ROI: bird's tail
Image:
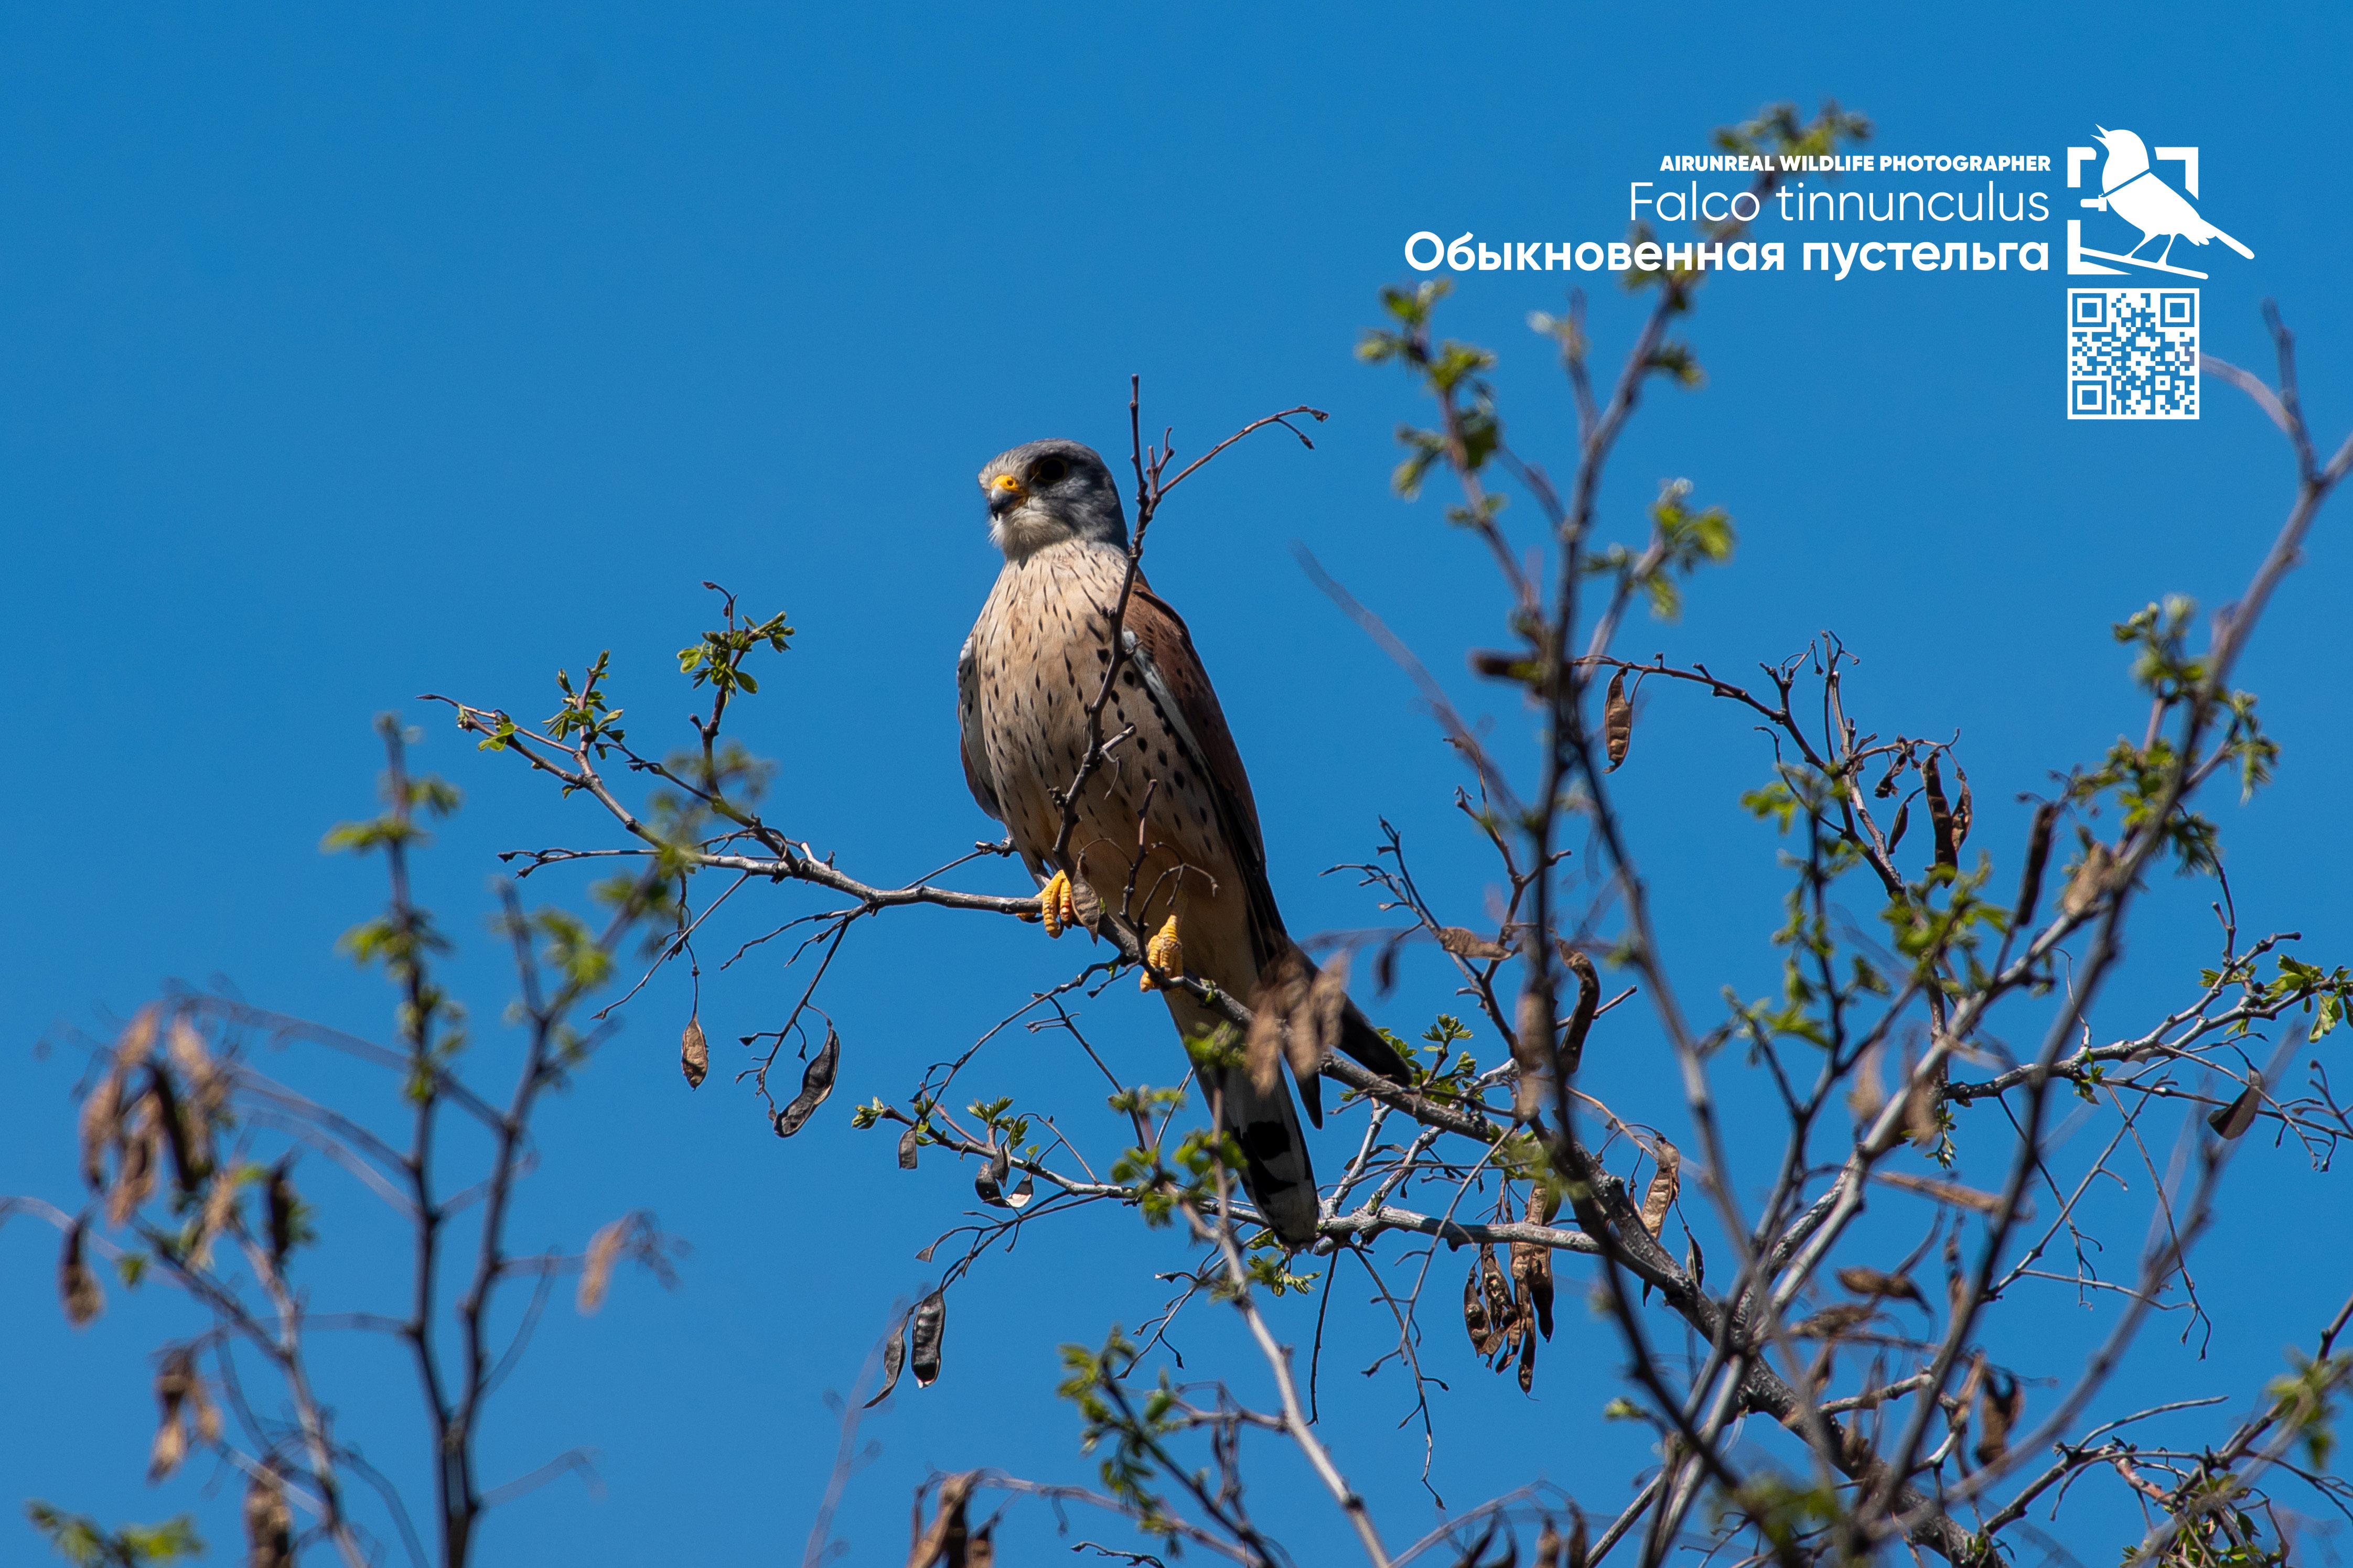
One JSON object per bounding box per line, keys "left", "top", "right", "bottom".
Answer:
{"left": 1210, "top": 1064, "right": 1320, "bottom": 1248}
{"left": 2210, "top": 225, "right": 2254, "bottom": 259}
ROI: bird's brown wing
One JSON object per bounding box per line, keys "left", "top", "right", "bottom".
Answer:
{"left": 955, "top": 630, "right": 1005, "bottom": 825}
{"left": 1121, "top": 580, "right": 1285, "bottom": 970}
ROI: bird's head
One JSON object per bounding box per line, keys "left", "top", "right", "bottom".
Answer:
{"left": 977, "top": 439, "right": 1129, "bottom": 560}
{"left": 2093, "top": 126, "right": 2151, "bottom": 175}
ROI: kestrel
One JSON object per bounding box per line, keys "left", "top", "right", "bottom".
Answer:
{"left": 957, "top": 438, "right": 1410, "bottom": 1246}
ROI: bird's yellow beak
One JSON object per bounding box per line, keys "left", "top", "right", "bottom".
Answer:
{"left": 985, "top": 471, "right": 1025, "bottom": 515}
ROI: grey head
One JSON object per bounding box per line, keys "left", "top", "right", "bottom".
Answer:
{"left": 976, "top": 438, "right": 1129, "bottom": 560}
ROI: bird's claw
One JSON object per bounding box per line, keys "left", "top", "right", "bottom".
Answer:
{"left": 1039, "top": 872, "right": 1078, "bottom": 939}
{"left": 1141, "top": 914, "right": 1184, "bottom": 992}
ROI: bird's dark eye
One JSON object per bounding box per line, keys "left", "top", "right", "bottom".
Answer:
{"left": 1030, "top": 455, "right": 1069, "bottom": 486}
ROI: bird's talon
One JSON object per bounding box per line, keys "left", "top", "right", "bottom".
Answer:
{"left": 1141, "top": 914, "right": 1184, "bottom": 991}
{"left": 1039, "top": 872, "right": 1077, "bottom": 939}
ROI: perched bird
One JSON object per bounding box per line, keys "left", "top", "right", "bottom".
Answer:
{"left": 956, "top": 438, "right": 1411, "bottom": 1245}
{"left": 2082, "top": 126, "right": 2252, "bottom": 268}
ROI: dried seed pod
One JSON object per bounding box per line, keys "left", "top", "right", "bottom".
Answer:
{"left": 1566, "top": 1508, "right": 1589, "bottom": 1568}
{"left": 1902, "top": 1054, "right": 1942, "bottom": 1149}
{"left": 1462, "top": 1256, "right": 1492, "bottom": 1354}
{"left": 1374, "top": 937, "right": 1400, "bottom": 999}
{"left": 1067, "top": 870, "right": 1104, "bottom": 937}
{"left": 897, "top": 1126, "right": 921, "bottom": 1170}
{"left": 1686, "top": 1232, "right": 1706, "bottom": 1292}
{"left": 1516, "top": 1314, "right": 1537, "bottom": 1393}
{"left": 681, "top": 1016, "right": 709, "bottom": 1089}
{"left": 2060, "top": 840, "right": 2115, "bottom": 917}
{"left": 1603, "top": 669, "right": 1632, "bottom": 771}
{"left": 1478, "top": 1246, "right": 1516, "bottom": 1361}
{"left": 59, "top": 1217, "right": 103, "bottom": 1328}
{"left": 773, "top": 1026, "right": 841, "bottom": 1137}
{"left": 245, "top": 1463, "right": 293, "bottom": 1568}
{"left": 1140, "top": 915, "right": 1183, "bottom": 991}
{"left": 1639, "top": 1138, "right": 1681, "bottom": 1239}
{"left": 1847, "top": 1042, "right": 1887, "bottom": 1131}
{"left": 864, "top": 1312, "right": 908, "bottom": 1409}
{"left": 1973, "top": 1369, "right": 2023, "bottom": 1464}
{"left": 149, "top": 1349, "right": 194, "bottom": 1480}
{"left": 186, "top": 1367, "right": 223, "bottom": 1446}
{"left": 1836, "top": 1266, "right": 1927, "bottom": 1308}
{"left": 1437, "top": 927, "right": 1512, "bottom": 961}
{"left": 1512, "top": 986, "right": 1553, "bottom": 1121}
{"left": 78, "top": 1069, "right": 122, "bottom": 1193}
{"left": 578, "top": 1218, "right": 627, "bottom": 1314}
{"left": 1511, "top": 1238, "right": 1554, "bottom": 1343}
{"left": 2013, "top": 802, "right": 2060, "bottom": 929}
{"left": 975, "top": 1141, "right": 1032, "bottom": 1208}
{"left": 2209, "top": 1070, "right": 2263, "bottom": 1139}
{"left": 1924, "top": 755, "right": 1957, "bottom": 870}
{"left": 1876, "top": 1171, "right": 2006, "bottom": 1215}
{"left": 193, "top": 1164, "right": 241, "bottom": 1272}
{"left": 1536, "top": 1517, "right": 1564, "bottom": 1568}
{"left": 1944, "top": 1230, "right": 1967, "bottom": 1317}
{"left": 265, "top": 1160, "right": 298, "bottom": 1271}
{"left": 1557, "top": 945, "right": 1601, "bottom": 1079}
{"left": 910, "top": 1289, "right": 947, "bottom": 1387}
{"left": 150, "top": 1065, "right": 203, "bottom": 1196}
{"left": 1885, "top": 798, "right": 1910, "bottom": 855}
{"left": 107, "top": 1093, "right": 162, "bottom": 1229}
{"left": 908, "top": 1472, "right": 976, "bottom": 1568}
{"left": 1794, "top": 1301, "right": 1877, "bottom": 1339}
{"left": 968, "top": 1519, "right": 997, "bottom": 1568}
{"left": 1873, "top": 753, "right": 1904, "bottom": 798}
{"left": 1950, "top": 763, "right": 1973, "bottom": 850}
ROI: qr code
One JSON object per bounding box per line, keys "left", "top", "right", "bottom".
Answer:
{"left": 2067, "top": 288, "right": 2197, "bottom": 419}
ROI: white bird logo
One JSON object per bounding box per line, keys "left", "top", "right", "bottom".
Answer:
{"left": 2080, "top": 126, "right": 2253, "bottom": 269}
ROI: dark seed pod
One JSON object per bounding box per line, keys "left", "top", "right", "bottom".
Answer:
{"left": 864, "top": 1312, "right": 908, "bottom": 1409}
{"left": 1974, "top": 1369, "right": 2023, "bottom": 1464}
{"left": 1463, "top": 1256, "right": 1492, "bottom": 1354}
{"left": 910, "top": 1289, "right": 946, "bottom": 1387}
{"left": 897, "top": 1126, "right": 921, "bottom": 1170}
{"left": 2014, "top": 801, "right": 2060, "bottom": 929}
{"left": 1603, "top": 670, "right": 1632, "bottom": 771}
{"left": 1516, "top": 1315, "right": 1537, "bottom": 1393}
{"left": 265, "top": 1160, "right": 297, "bottom": 1272}
{"left": 59, "top": 1217, "right": 102, "bottom": 1327}
{"left": 773, "top": 1026, "right": 841, "bottom": 1137}
{"left": 1924, "top": 755, "right": 1957, "bottom": 870}
{"left": 2209, "top": 1071, "right": 2263, "bottom": 1139}
{"left": 245, "top": 1462, "right": 293, "bottom": 1568}
{"left": 681, "top": 1017, "right": 709, "bottom": 1089}
{"left": 1951, "top": 763, "right": 1973, "bottom": 849}
{"left": 1836, "top": 1266, "right": 1927, "bottom": 1308}
{"left": 1886, "top": 798, "right": 1910, "bottom": 855}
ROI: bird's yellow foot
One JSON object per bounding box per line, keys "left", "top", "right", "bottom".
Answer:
{"left": 1141, "top": 914, "right": 1184, "bottom": 991}
{"left": 1039, "top": 872, "right": 1078, "bottom": 939}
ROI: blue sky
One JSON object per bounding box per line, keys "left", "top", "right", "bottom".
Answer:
{"left": 4, "top": 5, "right": 2349, "bottom": 1563}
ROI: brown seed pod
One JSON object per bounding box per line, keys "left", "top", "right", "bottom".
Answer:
{"left": 2209, "top": 1070, "right": 2263, "bottom": 1139}
{"left": 2013, "top": 801, "right": 2060, "bottom": 929}
{"left": 193, "top": 1164, "right": 241, "bottom": 1273}
{"left": 1556, "top": 946, "right": 1602, "bottom": 1082}
{"left": 1640, "top": 1138, "right": 1681, "bottom": 1239}
{"left": 59, "top": 1217, "right": 103, "bottom": 1328}
{"left": 1536, "top": 1517, "right": 1564, "bottom": 1568}
{"left": 149, "top": 1349, "right": 194, "bottom": 1481}
{"left": 1946, "top": 1230, "right": 1967, "bottom": 1317}
{"left": 578, "top": 1218, "right": 627, "bottom": 1314}
{"left": 1604, "top": 669, "right": 1632, "bottom": 771}
{"left": 266, "top": 1160, "right": 298, "bottom": 1270}
{"left": 1566, "top": 1509, "right": 1590, "bottom": 1568}
{"left": 681, "top": 1016, "right": 709, "bottom": 1089}
{"left": 910, "top": 1289, "right": 947, "bottom": 1387}
{"left": 187, "top": 1366, "right": 223, "bottom": 1446}
{"left": 1973, "top": 1369, "right": 2023, "bottom": 1464}
{"left": 149, "top": 1065, "right": 202, "bottom": 1196}
{"left": 1847, "top": 1042, "right": 1887, "bottom": 1131}
{"left": 1511, "top": 1239, "right": 1554, "bottom": 1344}
{"left": 1886, "top": 799, "right": 1910, "bottom": 856}
{"left": 897, "top": 1126, "right": 921, "bottom": 1170}
{"left": 245, "top": 1463, "right": 293, "bottom": 1568}
{"left": 1924, "top": 755, "right": 1957, "bottom": 870}
{"left": 1479, "top": 1246, "right": 1517, "bottom": 1362}
{"left": 1437, "top": 927, "right": 1513, "bottom": 961}
{"left": 1794, "top": 1300, "right": 1877, "bottom": 1339}
{"left": 908, "top": 1471, "right": 976, "bottom": 1568}
{"left": 1836, "top": 1266, "right": 1927, "bottom": 1309}
{"left": 78, "top": 1069, "right": 122, "bottom": 1194}
{"left": 773, "top": 1026, "right": 841, "bottom": 1137}
{"left": 1516, "top": 1314, "right": 1537, "bottom": 1393}
{"left": 2060, "top": 841, "right": 2115, "bottom": 917}
{"left": 1463, "top": 1255, "right": 1493, "bottom": 1355}
{"left": 1951, "top": 763, "right": 1973, "bottom": 850}
{"left": 1067, "top": 870, "right": 1104, "bottom": 937}
{"left": 864, "top": 1312, "right": 908, "bottom": 1409}
{"left": 108, "top": 1093, "right": 162, "bottom": 1229}
{"left": 1876, "top": 1171, "right": 2006, "bottom": 1215}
